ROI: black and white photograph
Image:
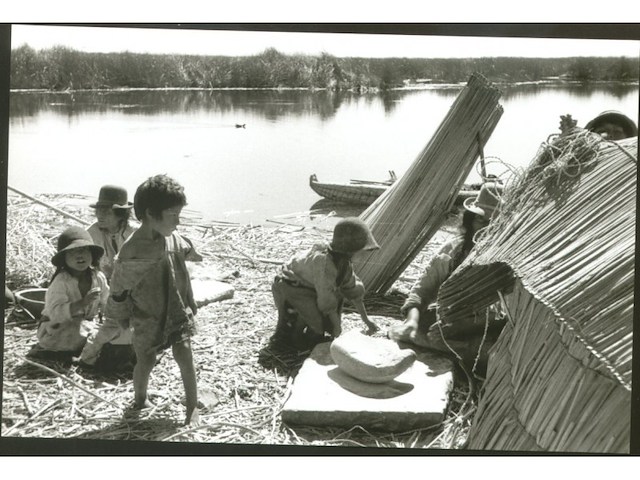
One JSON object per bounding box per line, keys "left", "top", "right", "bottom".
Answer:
{"left": 1, "top": 22, "right": 639, "bottom": 457}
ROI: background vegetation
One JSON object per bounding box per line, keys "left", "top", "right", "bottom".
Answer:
{"left": 10, "top": 45, "right": 640, "bottom": 91}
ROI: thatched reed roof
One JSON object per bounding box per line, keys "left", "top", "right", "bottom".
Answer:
{"left": 436, "top": 130, "right": 637, "bottom": 452}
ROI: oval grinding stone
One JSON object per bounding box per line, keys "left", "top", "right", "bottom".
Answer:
{"left": 330, "top": 330, "right": 417, "bottom": 383}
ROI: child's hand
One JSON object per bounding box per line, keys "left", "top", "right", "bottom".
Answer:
{"left": 365, "top": 323, "right": 380, "bottom": 335}
{"left": 83, "top": 287, "right": 101, "bottom": 306}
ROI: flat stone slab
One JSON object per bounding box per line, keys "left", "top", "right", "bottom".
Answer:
{"left": 191, "top": 279, "right": 234, "bottom": 307}
{"left": 282, "top": 341, "right": 454, "bottom": 432}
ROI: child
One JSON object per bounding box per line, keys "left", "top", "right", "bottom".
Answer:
{"left": 80, "top": 185, "right": 137, "bottom": 372}
{"left": 104, "top": 174, "right": 202, "bottom": 425}
{"left": 584, "top": 111, "right": 638, "bottom": 141}
{"left": 388, "top": 182, "right": 503, "bottom": 346}
{"left": 30, "top": 227, "right": 109, "bottom": 359}
{"left": 272, "top": 217, "right": 380, "bottom": 350}
{"left": 87, "top": 184, "right": 136, "bottom": 281}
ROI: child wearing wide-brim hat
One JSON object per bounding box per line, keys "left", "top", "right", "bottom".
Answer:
{"left": 30, "top": 227, "right": 109, "bottom": 359}
{"left": 272, "top": 217, "right": 380, "bottom": 351}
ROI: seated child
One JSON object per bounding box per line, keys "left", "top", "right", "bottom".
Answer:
{"left": 30, "top": 227, "right": 109, "bottom": 360}
{"left": 102, "top": 174, "right": 202, "bottom": 425}
{"left": 80, "top": 185, "right": 137, "bottom": 372}
{"left": 272, "top": 217, "right": 380, "bottom": 350}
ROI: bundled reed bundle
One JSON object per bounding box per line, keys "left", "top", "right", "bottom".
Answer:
{"left": 436, "top": 131, "right": 637, "bottom": 452}
{"left": 353, "top": 73, "right": 503, "bottom": 294}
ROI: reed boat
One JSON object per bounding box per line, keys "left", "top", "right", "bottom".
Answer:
{"left": 309, "top": 172, "right": 396, "bottom": 205}
{"left": 309, "top": 171, "right": 480, "bottom": 206}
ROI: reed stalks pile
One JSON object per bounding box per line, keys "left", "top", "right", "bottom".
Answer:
{"left": 436, "top": 132, "right": 636, "bottom": 452}
{"left": 3, "top": 192, "right": 472, "bottom": 450}
{"left": 353, "top": 73, "right": 503, "bottom": 294}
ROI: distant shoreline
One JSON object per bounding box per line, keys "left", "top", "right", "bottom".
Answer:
{"left": 9, "top": 79, "right": 640, "bottom": 95}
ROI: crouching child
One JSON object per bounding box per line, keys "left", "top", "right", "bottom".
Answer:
{"left": 29, "top": 227, "right": 109, "bottom": 361}
{"left": 272, "top": 217, "right": 380, "bottom": 350}
{"left": 104, "top": 174, "right": 203, "bottom": 425}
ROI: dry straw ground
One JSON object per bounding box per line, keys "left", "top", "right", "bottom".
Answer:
{"left": 3, "top": 192, "right": 473, "bottom": 450}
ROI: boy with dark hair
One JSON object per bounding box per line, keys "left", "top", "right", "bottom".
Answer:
{"left": 105, "top": 174, "right": 202, "bottom": 425}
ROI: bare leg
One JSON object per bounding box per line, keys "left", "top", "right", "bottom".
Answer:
{"left": 80, "top": 317, "right": 125, "bottom": 365}
{"left": 133, "top": 350, "right": 156, "bottom": 409}
{"left": 172, "top": 339, "right": 199, "bottom": 425}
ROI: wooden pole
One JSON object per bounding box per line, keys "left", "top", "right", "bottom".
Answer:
{"left": 7, "top": 185, "right": 90, "bottom": 226}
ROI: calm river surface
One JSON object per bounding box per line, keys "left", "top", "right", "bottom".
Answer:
{"left": 8, "top": 83, "right": 639, "bottom": 224}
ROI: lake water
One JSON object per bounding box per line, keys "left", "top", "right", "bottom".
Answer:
{"left": 7, "top": 83, "right": 639, "bottom": 225}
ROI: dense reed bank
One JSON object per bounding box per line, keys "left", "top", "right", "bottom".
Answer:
{"left": 10, "top": 45, "right": 639, "bottom": 92}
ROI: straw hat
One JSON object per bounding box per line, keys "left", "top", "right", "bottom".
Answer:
{"left": 90, "top": 185, "right": 133, "bottom": 209}
{"left": 585, "top": 111, "right": 638, "bottom": 139}
{"left": 51, "top": 227, "right": 104, "bottom": 267}
{"left": 331, "top": 217, "right": 380, "bottom": 254}
{"left": 464, "top": 182, "right": 504, "bottom": 220}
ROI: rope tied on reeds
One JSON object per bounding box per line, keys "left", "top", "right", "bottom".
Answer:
{"left": 481, "top": 128, "right": 614, "bottom": 242}
{"left": 536, "top": 129, "right": 602, "bottom": 183}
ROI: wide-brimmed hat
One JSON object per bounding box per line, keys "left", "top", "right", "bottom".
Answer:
{"left": 90, "top": 185, "right": 133, "bottom": 209}
{"left": 463, "top": 182, "right": 504, "bottom": 220}
{"left": 331, "top": 217, "right": 380, "bottom": 254}
{"left": 51, "top": 227, "right": 104, "bottom": 267}
{"left": 585, "top": 111, "right": 638, "bottom": 139}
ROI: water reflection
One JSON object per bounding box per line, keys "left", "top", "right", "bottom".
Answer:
{"left": 9, "top": 87, "right": 467, "bottom": 122}
{"left": 12, "top": 83, "right": 636, "bottom": 122}
{"left": 8, "top": 83, "right": 638, "bottom": 224}
{"left": 9, "top": 89, "right": 371, "bottom": 120}
{"left": 499, "top": 82, "right": 638, "bottom": 100}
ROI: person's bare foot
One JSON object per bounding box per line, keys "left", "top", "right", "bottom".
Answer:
{"left": 186, "top": 408, "right": 200, "bottom": 426}
{"left": 365, "top": 323, "right": 380, "bottom": 335}
{"left": 133, "top": 397, "right": 154, "bottom": 410}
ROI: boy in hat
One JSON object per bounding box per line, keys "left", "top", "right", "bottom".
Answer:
{"left": 584, "top": 111, "right": 638, "bottom": 141}
{"left": 32, "top": 227, "right": 109, "bottom": 357}
{"left": 272, "top": 217, "right": 380, "bottom": 350}
{"left": 102, "top": 174, "right": 202, "bottom": 425}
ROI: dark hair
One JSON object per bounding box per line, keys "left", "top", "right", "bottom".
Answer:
{"left": 452, "top": 210, "right": 479, "bottom": 269}
{"left": 133, "top": 174, "right": 187, "bottom": 221}
{"left": 96, "top": 206, "right": 131, "bottom": 231}
{"left": 113, "top": 208, "right": 131, "bottom": 231}
{"left": 50, "top": 248, "right": 102, "bottom": 283}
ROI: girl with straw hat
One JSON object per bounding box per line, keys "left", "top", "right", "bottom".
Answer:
{"left": 28, "top": 227, "right": 109, "bottom": 359}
